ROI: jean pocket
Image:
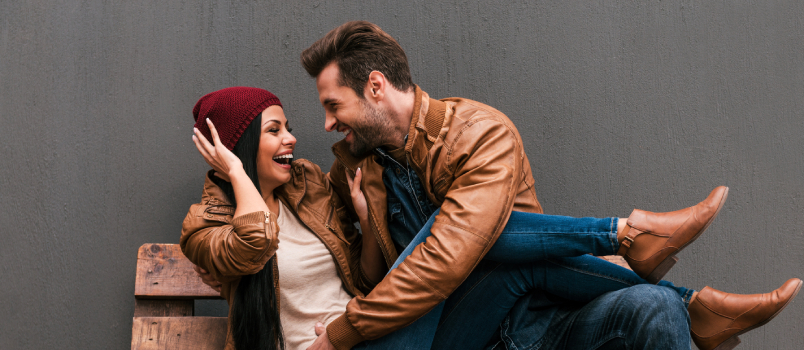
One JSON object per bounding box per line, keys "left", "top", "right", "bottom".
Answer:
{"left": 388, "top": 199, "right": 405, "bottom": 225}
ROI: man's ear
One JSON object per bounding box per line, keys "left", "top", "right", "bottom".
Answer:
{"left": 365, "top": 71, "right": 386, "bottom": 102}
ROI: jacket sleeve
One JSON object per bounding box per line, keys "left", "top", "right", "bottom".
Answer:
{"left": 180, "top": 202, "right": 280, "bottom": 284}
{"left": 327, "top": 118, "right": 525, "bottom": 349}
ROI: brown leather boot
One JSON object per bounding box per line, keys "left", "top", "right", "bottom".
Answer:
{"left": 689, "top": 278, "right": 802, "bottom": 350}
{"left": 617, "top": 186, "right": 728, "bottom": 283}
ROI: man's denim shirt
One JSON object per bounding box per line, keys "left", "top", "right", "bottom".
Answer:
{"left": 374, "top": 147, "right": 439, "bottom": 252}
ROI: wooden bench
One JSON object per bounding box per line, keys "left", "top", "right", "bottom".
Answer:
{"left": 132, "top": 243, "right": 227, "bottom": 350}
{"left": 130, "top": 243, "right": 630, "bottom": 349}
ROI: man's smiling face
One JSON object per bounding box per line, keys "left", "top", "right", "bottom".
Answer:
{"left": 316, "top": 62, "right": 395, "bottom": 157}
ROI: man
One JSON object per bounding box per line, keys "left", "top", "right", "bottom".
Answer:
{"left": 194, "top": 20, "right": 799, "bottom": 350}
{"left": 299, "top": 21, "right": 799, "bottom": 350}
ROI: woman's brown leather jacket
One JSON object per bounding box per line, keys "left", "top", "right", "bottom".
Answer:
{"left": 180, "top": 160, "right": 379, "bottom": 349}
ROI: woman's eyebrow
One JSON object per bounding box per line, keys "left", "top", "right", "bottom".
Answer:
{"left": 262, "top": 119, "right": 281, "bottom": 127}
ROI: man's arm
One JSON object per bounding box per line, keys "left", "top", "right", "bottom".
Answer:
{"left": 326, "top": 118, "right": 526, "bottom": 349}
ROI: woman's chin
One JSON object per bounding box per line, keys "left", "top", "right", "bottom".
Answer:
{"left": 275, "top": 169, "right": 292, "bottom": 184}
{"left": 258, "top": 167, "right": 293, "bottom": 190}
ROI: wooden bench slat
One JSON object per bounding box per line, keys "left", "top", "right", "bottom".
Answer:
{"left": 135, "top": 244, "right": 222, "bottom": 299}
{"left": 131, "top": 316, "right": 228, "bottom": 350}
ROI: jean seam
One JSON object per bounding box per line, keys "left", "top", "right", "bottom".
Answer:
{"left": 609, "top": 217, "right": 619, "bottom": 254}
{"left": 585, "top": 332, "right": 626, "bottom": 350}
{"left": 546, "top": 259, "right": 639, "bottom": 287}
{"left": 681, "top": 288, "right": 695, "bottom": 308}
{"left": 437, "top": 262, "right": 502, "bottom": 327}
{"left": 498, "top": 317, "right": 520, "bottom": 350}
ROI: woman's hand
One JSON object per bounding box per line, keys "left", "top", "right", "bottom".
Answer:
{"left": 192, "top": 118, "right": 243, "bottom": 182}
{"left": 349, "top": 166, "right": 387, "bottom": 285}
{"left": 306, "top": 322, "right": 335, "bottom": 350}
{"left": 193, "top": 265, "right": 222, "bottom": 293}
{"left": 346, "top": 168, "right": 369, "bottom": 222}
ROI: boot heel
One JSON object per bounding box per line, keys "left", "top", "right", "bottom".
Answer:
{"left": 712, "top": 335, "right": 741, "bottom": 350}
{"left": 645, "top": 256, "right": 679, "bottom": 284}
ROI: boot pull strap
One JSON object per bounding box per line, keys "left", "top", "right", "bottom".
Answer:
{"left": 616, "top": 225, "right": 640, "bottom": 255}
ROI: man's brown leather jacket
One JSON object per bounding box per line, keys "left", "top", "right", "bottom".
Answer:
{"left": 325, "top": 87, "right": 544, "bottom": 349}
{"left": 180, "top": 160, "right": 376, "bottom": 349}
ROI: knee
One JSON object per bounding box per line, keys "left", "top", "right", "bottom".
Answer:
{"left": 619, "top": 285, "right": 686, "bottom": 317}
{"left": 615, "top": 285, "right": 689, "bottom": 330}
{"left": 628, "top": 284, "right": 684, "bottom": 308}
{"left": 607, "top": 285, "right": 691, "bottom": 348}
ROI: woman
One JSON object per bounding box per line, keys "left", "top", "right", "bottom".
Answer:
{"left": 182, "top": 86, "right": 385, "bottom": 350}
{"left": 182, "top": 87, "right": 800, "bottom": 350}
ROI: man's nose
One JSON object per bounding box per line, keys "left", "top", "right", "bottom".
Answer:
{"left": 324, "top": 113, "right": 337, "bottom": 132}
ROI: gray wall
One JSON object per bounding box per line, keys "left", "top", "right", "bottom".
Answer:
{"left": 1, "top": 1, "right": 802, "bottom": 349}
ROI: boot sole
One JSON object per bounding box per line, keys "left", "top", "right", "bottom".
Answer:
{"left": 709, "top": 279, "right": 802, "bottom": 350}
{"left": 645, "top": 187, "right": 729, "bottom": 284}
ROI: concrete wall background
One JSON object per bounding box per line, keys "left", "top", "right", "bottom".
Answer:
{"left": 1, "top": 1, "right": 802, "bottom": 349}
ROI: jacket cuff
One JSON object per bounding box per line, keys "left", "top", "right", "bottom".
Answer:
{"left": 231, "top": 211, "right": 267, "bottom": 227}
{"left": 327, "top": 314, "right": 365, "bottom": 350}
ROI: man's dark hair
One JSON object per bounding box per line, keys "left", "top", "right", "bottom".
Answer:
{"left": 301, "top": 21, "right": 414, "bottom": 98}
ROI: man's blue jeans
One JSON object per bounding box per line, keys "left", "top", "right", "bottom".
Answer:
{"left": 356, "top": 210, "right": 693, "bottom": 349}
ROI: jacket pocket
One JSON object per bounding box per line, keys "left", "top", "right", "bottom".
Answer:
{"left": 202, "top": 205, "right": 235, "bottom": 223}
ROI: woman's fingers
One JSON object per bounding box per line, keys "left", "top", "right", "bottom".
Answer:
{"left": 193, "top": 127, "right": 215, "bottom": 155}
{"left": 345, "top": 167, "right": 362, "bottom": 190}
{"left": 345, "top": 169, "right": 354, "bottom": 189}
{"left": 191, "top": 134, "right": 207, "bottom": 156}
{"left": 193, "top": 264, "right": 222, "bottom": 293}
{"left": 353, "top": 167, "right": 362, "bottom": 187}
{"left": 192, "top": 121, "right": 242, "bottom": 178}
{"left": 192, "top": 133, "right": 217, "bottom": 167}
{"left": 206, "top": 118, "right": 224, "bottom": 148}
{"left": 192, "top": 135, "right": 216, "bottom": 166}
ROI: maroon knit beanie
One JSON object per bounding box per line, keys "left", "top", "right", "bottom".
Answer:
{"left": 193, "top": 87, "right": 283, "bottom": 150}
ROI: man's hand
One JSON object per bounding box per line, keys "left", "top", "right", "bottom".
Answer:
{"left": 193, "top": 264, "right": 222, "bottom": 293}
{"left": 306, "top": 322, "right": 336, "bottom": 350}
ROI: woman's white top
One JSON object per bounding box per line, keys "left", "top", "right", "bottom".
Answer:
{"left": 276, "top": 202, "right": 353, "bottom": 350}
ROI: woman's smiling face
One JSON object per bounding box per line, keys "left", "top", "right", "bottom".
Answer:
{"left": 256, "top": 105, "right": 296, "bottom": 191}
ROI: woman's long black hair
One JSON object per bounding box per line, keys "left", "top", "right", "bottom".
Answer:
{"left": 211, "top": 117, "right": 285, "bottom": 350}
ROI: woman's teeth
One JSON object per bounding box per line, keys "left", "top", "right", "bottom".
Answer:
{"left": 272, "top": 154, "right": 293, "bottom": 165}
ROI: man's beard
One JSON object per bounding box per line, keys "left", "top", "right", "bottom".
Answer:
{"left": 347, "top": 100, "right": 397, "bottom": 157}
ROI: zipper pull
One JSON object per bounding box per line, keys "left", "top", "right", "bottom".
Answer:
{"left": 326, "top": 224, "right": 351, "bottom": 245}
{"left": 265, "top": 211, "right": 271, "bottom": 223}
